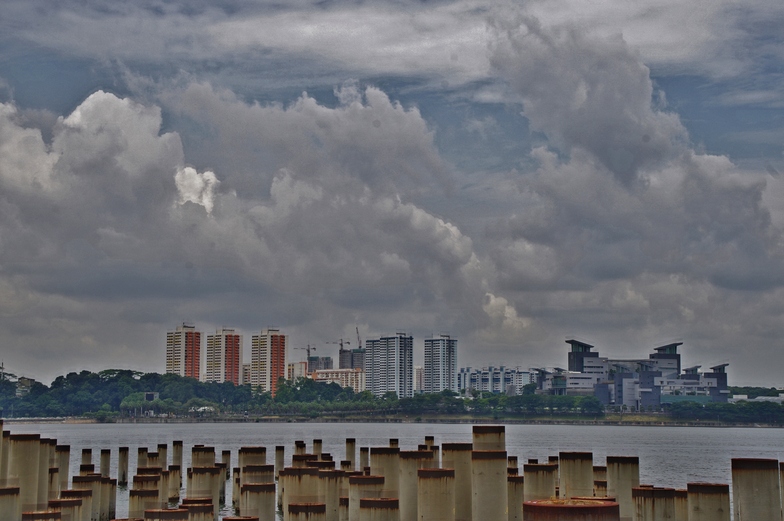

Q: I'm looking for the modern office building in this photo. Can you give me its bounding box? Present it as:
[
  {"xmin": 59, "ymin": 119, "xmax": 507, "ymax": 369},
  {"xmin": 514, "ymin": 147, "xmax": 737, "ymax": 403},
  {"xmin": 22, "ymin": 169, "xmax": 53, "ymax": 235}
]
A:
[
  {"xmin": 458, "ymin": 366, "xmax": 532, "ymax": 395},
  {"xmin": 250, "ymin": 328, "xmax": 287, "ymax": 396},
  {"xmin": 204, "ymin": 328, "xmax": 242, "ymax": 385},
  {"xmin": 313, "ymin": 368, "xmax": 366, "ymax": 393},
  {"xmin": 365, "ymin": 333, "xmax": 414, "ymax": 398},
  {"xmin": 166, "ymin": 323, "xmax": 201, "ymax": 380},
  {"xmin": 423, "ymin": 334, "xmax": 457, "ymax": 393},
  {"xmin": 537, "ymin": 340, "xmax": 729, "ymax": 409}
]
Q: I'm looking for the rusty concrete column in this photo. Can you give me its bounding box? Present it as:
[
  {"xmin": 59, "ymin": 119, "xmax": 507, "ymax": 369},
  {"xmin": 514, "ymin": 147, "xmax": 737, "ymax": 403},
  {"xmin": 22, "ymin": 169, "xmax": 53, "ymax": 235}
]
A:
[{"xmin": 442, "ymin": 443, "xmax": 473, "ymax": 521}]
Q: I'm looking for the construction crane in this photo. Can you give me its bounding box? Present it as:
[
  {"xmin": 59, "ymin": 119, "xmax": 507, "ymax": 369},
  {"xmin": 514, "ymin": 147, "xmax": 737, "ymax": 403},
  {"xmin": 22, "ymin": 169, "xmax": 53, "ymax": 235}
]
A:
[
  {"xmin": 327, "ymin": 339, "xmax": 350, "ymax": 350},
  {"xmin": 294, "ymin": 344, "xmax": 316, "ymax": 360},
  {"xmin": 356, "ymin": 327, "xmax": 362, "ymax": 349}
]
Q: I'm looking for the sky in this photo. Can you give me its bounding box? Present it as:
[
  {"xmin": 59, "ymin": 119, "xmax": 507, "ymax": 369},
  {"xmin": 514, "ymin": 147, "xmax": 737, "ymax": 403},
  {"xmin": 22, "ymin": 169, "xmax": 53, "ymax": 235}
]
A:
[{"xmin": 1, "ymin": 0, "xmax": 783, "ymax": 386}]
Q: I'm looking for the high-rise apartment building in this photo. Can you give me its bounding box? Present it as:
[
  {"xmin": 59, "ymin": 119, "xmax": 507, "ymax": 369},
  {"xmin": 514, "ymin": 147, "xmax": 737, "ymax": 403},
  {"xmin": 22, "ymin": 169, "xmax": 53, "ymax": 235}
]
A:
[
  {"xmin": 339, "ymin": 348, "xmax": 366, "ymax": 370},
  {"xmin": 204, "ymin": 328, "xmax": 243, "ymax": 385},
  {"xmin": 365, "ymin": 333, "xmax": 413, "ymax": 398},
  {"xmin": 250, "ymin": 328, "xmax": 287, "ymax": 396},
  {"xmin": 166, "ymin": 323, "xmax": 201, "ymax": 380},
  {"xmin": 308, "ymin": 356, "xmax": 333, "ymax": 372},
  {"xmin": 424, "ymin": 334, "xmax": 457, "ymax": 393}
]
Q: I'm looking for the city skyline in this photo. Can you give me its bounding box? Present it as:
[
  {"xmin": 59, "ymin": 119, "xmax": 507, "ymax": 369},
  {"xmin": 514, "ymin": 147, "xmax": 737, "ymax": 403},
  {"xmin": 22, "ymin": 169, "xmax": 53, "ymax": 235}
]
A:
[{"xmin": 1, "ymin": 1, "xmax": 783, "ymax": 386}]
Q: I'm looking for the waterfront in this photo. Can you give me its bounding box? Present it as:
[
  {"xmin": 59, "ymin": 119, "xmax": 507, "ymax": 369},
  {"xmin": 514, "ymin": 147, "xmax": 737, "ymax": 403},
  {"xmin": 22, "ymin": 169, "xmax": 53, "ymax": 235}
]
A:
[{"xmin": 7, "ymin": 421, "xmax": 784, "ymax": 518}]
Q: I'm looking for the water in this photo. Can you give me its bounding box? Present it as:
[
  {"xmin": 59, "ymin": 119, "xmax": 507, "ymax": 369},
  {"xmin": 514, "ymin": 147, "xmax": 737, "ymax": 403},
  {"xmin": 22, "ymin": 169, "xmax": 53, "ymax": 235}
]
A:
[{"xmin": 8, "ymin": 421, "xmax": 784, "ymax": 518}]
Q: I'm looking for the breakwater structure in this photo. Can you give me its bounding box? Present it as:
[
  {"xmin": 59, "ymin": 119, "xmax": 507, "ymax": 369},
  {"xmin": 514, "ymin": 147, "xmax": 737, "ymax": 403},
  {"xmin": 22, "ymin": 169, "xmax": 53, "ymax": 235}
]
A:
[{"xmin": 0, "ymin": 418, "xmax": 772, "ymax": 520}]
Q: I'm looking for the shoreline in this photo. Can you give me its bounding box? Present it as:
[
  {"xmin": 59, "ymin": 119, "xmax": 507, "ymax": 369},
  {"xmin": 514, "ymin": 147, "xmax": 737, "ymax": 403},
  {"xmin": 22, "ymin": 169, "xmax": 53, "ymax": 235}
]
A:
[{"xmin": 2, "ymin": 415, "xmax": 779, "ymax": 428}]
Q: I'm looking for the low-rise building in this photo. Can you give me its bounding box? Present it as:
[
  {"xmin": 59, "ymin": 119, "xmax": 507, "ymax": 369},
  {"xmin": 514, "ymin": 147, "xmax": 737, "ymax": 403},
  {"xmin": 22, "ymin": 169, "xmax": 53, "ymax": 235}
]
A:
[
  {"xmin": 313, "ymin": 368, "xmax": 366, "ymax": 393},
  {"xmin": 458, "ymin": 366, "xmax": 532, "ymax": 395},
  {"xmin": 287, "ymin": 361, "xmax": 309, "ymax": 381}
]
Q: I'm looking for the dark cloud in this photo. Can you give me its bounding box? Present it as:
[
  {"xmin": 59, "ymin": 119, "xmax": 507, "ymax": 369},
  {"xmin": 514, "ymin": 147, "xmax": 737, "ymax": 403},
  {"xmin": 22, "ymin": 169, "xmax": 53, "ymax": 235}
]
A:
[{"xmin": 0, "ymin": 0, "xmax": 783, "ymax": 385}]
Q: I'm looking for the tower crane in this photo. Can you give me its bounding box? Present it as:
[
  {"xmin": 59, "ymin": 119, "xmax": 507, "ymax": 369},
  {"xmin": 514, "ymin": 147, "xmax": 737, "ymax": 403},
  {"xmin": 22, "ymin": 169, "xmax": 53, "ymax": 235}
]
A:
[
  {"xmin": 356, "ymin": 327, "xmax": 362, "ymax": 349},
  {"xmin": 327, "ymin": 339, "xmax": 350, "ymax": 350},
  {"xmin": 295, "ymin": 344, "xmax": 316, "ymax": 360}
]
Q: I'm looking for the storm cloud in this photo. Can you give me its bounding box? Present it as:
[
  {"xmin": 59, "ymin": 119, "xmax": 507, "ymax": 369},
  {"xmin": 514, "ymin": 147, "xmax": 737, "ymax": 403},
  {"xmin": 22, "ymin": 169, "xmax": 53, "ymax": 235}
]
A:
[{"xmin": 0, "ymin": 0, "xmax": 782, "ymax": 384}]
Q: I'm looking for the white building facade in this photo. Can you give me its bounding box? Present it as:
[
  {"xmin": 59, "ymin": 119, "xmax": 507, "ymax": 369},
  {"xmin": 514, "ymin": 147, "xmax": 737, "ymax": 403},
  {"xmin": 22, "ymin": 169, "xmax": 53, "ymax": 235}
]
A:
[
  {"xmin": 365, "ymin": 333, "xmax": 414, "ymax": 398},
  {"xmin": 458, "ymin": 366, "xmax": 532, "ymax": 395},
  {"xmin": 423, "ymin": 334, "xmax": 457, "ymax": 393},
  {"xmin": 203, "ymin": 328, "xmax": 243, "ymax": 385}
]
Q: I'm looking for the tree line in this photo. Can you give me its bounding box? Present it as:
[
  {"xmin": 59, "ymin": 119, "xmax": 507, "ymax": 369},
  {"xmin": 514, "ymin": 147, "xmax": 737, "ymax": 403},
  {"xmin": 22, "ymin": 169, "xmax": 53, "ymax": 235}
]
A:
[{"xmin": 1, "ymin": 369, "xmax": 782, "ymax": 424}]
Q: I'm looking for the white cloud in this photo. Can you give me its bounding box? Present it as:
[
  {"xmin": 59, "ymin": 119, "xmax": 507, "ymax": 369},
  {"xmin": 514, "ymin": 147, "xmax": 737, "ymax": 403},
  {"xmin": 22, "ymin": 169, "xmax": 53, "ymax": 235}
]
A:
[{"xmin": 175, "ymin": 166, "xmax": 219, "ymax": 213}]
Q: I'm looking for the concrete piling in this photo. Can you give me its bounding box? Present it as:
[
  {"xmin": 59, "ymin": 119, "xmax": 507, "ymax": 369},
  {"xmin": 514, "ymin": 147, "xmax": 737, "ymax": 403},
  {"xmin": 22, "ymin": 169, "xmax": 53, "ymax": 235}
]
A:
[
  {"xmin": 523, "ymin": 464, "xmax": 558, "ymax": 502},
  {"xmin": 472, "ymin": 426, "xmax": 505, "ymax": 451},
  {"xmin": 187, "ymin": 467, "xmax": 221, "ymax": 520},
  {"xmin": 731, "ymin": 458, "xmax": 781, "ymax": 521},
  {"xmin": 128, "ymin": 489, "xmax": 159, "ymax": 518},
  {"xmin": 276, "ymin": 446, "xmax": 286, "ymax": 480},
  {"xmin": 369, "ymin": 448, "xmax": 400, "ymax": 499},
  {"xmin": 100, "ymin": 450, "xmax": 110, "ymax": 478},
  {"xmin": 398, "ymin": 450, "xmax": 434, "ymax": 521},
  {"xmin": 47, "ymin": 468, "xmax": 59, "ymax": 501},
  {"xmin": 9, "ymin": 433, "xmax": 42, "ymax": 512},
  {"xmin": 686, "ymin": 482, "xmax": 730, "ymax": 521},
  {"xmin": 606, "ymin": 456, "xmax": 639, "ymax": 521},
  {"xmin": 81, "ymin": 449, "xmax": 92, "ymax": 466},
  {"xmin": 241, "ymin": 464, "xmax": 275, "ymax": 486},
  {"xmin": 72, "ymin": 475, "xmax": 103, "ymax": 521},
  {"xmin": 673, "ymin": 489, "xmax": 687, "ymax": 521},
  {"xmin": 289, "ymin": 503, "xmax": 327, "ymax": 521},
  {"xmin": 172, "ymin": 441, "xmax": 183, "ymax": 471},
  {"xmin": 181, "ymin": 497, "xmax": 214, "ymax": 521},
  {"xmin": 118, "ymin": 447, "xmax": 129, "ymax": 487},
  {"xmin": 20, "ymin": 513, "xmax": 62, "ymax": 521},
  {"xmin": 632, "ymin": 487, "xmax": 675, "ymax": 521},
  {"xmin": 346, "ymin": 439, "xmax": 356, "ymax": 471},
  {"xmin": 507, "ymin": 475, "xmax": 524, "ymax": 521},
  {"xmin": 48, "ymin": 497, "xmax": 83, "ymax": 521},
  {"xmin": 59, "ymin": 489, "xmax": 93, "ymax": 521},
  {"xmin": 0, "ymin": 486, "xmax": 20, "ymax": 521},
  {"xmin": 442, "ymin": 443, "xmax": 473, "ymax": 521},
  {"xmin": 348, "ymin": 475, "xmax": 385, "ymax": 521},
  {"xmin": 191, "ymin": 447, "xmax": 215, "ymax": 467},
  {"xmin": 281, "ymin": 467, "xmax": 322, "ymax": 521},
  {"xmin": 358, "ymin": 498, "xmax": 400, "ymax": 521},
  {"xmin": 314, "ymin": 440, "xmax": 323, "ymax": 458},
  {"xmin": 240, "ymin": 482, "xmax": 276, "ymax": 519},
  {"xmin": 471, "ymin": 450, "xmax": 508, "ymax": 521},
  {"xmin": 56, "ymin": 446, "xmax": 71, "ymax": 491},
  {"xmin": 559, "ymin": 452, "xmax": 593, "ymax": 499},
  {"xmin": 168, "ymin": 465, "xmax": 181, "ymax": 501},
  {"xmin": 418, "ymin": 468, "xmax": 455, "ymax": 521},
  {"xmin": 318, "ymin": 469, "xmax": 343, "ymax": 521},
  {"xmin": 147, "ymin": 452, "xmax": 160, "ymax": 468},
  {"xmin": 339, "ymin": 497, "xmax": 349, "ymax": 521},
  {"xmin": 239, "ymin": 447, "xmax": 266, "ymax": 469},
  {"xmin": 522, "ymin": 499, "xmax": 620, "ymax": 520},
  {"xmin": 142, "ymin": 508, "xmax": 188, "ymax": 521},
  {"xmin": 359, "ymin": 448, "xmax": 369, "ymax": 471},
  {"xmin": 138, "ymin": 448, "xmax": 148, "ymax": 469}
]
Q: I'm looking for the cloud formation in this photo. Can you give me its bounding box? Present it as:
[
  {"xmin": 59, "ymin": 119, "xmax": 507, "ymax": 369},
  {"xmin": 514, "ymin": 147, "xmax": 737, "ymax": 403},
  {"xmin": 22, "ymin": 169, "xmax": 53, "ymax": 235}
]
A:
[{"xmin": 0, "ymin": 0, "xmax": 782, "ymax": 385}]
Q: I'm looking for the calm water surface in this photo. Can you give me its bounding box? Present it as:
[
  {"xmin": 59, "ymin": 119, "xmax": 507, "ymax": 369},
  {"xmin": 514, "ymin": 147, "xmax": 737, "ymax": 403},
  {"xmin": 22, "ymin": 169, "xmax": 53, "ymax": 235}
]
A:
[{"xmin": 9, "ymin": 422, "xmax": 784, "ymax": 518}]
